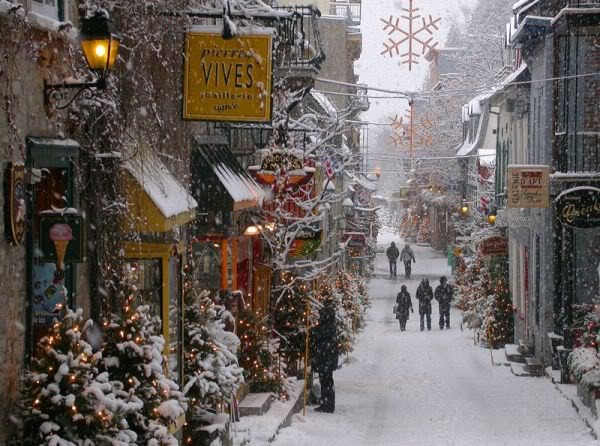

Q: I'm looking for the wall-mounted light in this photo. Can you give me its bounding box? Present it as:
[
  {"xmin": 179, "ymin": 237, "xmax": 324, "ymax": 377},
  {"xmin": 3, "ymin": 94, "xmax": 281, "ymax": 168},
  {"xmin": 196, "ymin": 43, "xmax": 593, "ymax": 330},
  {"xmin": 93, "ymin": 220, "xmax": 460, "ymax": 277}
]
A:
[
  {"xmin": 460, "ymin": 200, "xmax": 469, "ymax": 217},
  {"xmin": 487, "ymin": 206, "xmax": 497, "ymax": 225},
  {"xmin": 243, "ymin": 224, "xmax": 261, "ymax": 236},
  {"xmin": 44, "ymin": 12, "xmax": 121, "ymax": 109}
]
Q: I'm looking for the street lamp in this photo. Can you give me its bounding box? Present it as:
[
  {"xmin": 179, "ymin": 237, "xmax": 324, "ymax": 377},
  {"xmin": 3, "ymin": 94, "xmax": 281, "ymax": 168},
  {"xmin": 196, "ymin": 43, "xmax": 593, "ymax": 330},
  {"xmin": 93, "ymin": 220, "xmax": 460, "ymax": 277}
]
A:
[
  {"xmin": 460, "ymin": 200, "xmax": 469, "ymax": 217},
  {"xmin": 243, "ymin": 224, "xmax": 261, "ymax": 236},
  {"xmin": 343, "ymin": 198, "xmax": 355, "ymax": 218},
  {"xmin": 487, "ymin": 206, "xmax": 497, "ymax": 225},
  {"xmin": 44, "ymin": 12, "xmax": 121, "ymax": 109}
]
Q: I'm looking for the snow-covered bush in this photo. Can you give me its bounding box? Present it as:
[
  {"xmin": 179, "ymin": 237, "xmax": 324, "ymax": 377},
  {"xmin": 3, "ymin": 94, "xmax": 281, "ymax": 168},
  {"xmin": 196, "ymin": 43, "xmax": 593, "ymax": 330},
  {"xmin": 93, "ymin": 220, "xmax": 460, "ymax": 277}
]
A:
[{"xmin": 183, "ymin": 286, "xmax": 244, "ymax": 415}]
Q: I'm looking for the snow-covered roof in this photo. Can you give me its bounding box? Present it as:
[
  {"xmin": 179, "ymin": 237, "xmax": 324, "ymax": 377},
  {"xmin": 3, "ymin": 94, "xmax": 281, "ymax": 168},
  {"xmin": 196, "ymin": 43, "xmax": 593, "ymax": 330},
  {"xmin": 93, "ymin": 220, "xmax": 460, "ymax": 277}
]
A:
[
  {"xmin": 346, "ymin": 171, "xmax": 377, "ymax": 192},
  {"xmin": 512, "ymin": 0, "xmax": 539, "ymax": 12},
  {"xmin": 457, "ymin": 94, "xmax": 496, "ymax": 157},
  {"xmin": 478, "ymin": 149, "xmax": 496, "ymax": 166},
  {"xmin": 196, "ymin": 143, "xmax": 265, "ymax": 209},
  {"xmin": 311, "ymin": 91, "xmax": 338, "ymax": 118},
  {"xmin": 125, "ymin": 153, "xmax": 197, "ymax": 218}
]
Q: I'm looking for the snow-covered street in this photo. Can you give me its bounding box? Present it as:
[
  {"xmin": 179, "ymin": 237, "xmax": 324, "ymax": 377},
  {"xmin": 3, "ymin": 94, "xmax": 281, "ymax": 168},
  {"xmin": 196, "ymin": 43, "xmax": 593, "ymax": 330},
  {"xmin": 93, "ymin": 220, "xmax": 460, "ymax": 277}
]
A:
[{"xmin": 271, "ymin": 230, "xmax": 598, "ymax": 446}]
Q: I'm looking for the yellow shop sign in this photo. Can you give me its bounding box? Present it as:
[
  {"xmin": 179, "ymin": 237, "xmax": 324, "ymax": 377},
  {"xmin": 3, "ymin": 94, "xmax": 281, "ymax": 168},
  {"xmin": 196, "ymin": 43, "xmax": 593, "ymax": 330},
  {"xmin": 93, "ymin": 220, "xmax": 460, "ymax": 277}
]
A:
[{"xmin": 183, "ymin": 31, "xmax": 273, "ymax": 122}]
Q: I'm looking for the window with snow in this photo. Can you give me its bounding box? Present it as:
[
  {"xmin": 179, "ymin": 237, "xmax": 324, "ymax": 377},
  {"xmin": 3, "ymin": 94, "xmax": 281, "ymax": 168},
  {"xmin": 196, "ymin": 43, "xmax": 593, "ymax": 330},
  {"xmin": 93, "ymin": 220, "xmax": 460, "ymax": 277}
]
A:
[{"xmin": 31, "ymin": 0, "xmax": 61, "ymax": 21}]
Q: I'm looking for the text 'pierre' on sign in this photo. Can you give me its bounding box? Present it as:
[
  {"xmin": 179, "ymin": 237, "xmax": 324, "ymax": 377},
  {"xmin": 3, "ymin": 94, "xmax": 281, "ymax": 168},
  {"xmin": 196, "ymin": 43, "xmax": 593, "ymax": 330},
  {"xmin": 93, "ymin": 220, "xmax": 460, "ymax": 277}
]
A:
[
  {"xmin": 183, "ymin": 30, "xmax": 273, "ymax": 122},
  {"xmin": 507, "ymin": 165, "xmax": 550, "ymax": 209}
]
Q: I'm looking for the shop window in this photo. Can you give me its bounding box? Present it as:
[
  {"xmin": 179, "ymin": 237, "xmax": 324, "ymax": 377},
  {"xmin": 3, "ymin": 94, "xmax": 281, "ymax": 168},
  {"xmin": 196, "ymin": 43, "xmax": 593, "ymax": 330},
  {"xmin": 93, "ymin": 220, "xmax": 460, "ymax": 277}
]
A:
[
  {"xmin": 27, "ymin": 138, "xmax": 79, "ymax": 360},
  {"xmin": 168, "ymin": 256, "xmax": 182, "ymax": 383},
  {"xmin": 574, "ymin": 228, "xmax": 600, "ymax": 304},
  {"xmin": 126, "ymin": 259, "xmax": 163, "ymax": 327},
  {"xmin": 193, "ymin": 241, "xmax": 222, "ymax": 293}
]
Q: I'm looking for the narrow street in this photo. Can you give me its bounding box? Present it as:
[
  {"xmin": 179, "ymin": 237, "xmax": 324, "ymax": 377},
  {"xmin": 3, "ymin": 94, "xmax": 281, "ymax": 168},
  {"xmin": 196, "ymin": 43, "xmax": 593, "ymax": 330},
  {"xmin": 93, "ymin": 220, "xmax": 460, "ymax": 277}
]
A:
[{"xmin": 271, "ymin": 229, "xmax": 598, "ymax": 446}]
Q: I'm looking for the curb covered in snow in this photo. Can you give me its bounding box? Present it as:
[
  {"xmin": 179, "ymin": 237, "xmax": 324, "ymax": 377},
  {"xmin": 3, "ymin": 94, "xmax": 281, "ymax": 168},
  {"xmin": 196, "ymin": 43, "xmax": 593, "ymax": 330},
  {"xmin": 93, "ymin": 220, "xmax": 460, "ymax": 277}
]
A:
[{"xmin": 545, "ymin": 367, "xmax": 599, "ymax": 441}]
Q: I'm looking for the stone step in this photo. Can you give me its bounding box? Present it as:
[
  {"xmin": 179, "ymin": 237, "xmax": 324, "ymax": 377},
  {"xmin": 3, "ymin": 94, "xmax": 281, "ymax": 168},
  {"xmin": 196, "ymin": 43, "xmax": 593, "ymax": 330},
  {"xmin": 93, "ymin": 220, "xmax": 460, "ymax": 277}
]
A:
[
  {"xmin": 524, "ymin": 357, "xmax": 545, "ymax": 376},
  {"xmin": 239, "ymin": 392, "xmax": 274, "ymax": 417},
  {"xmin": 518, "ymin": 339, "xmax": 532, "ymax": 356},
  {"xmin": 511, "ymin": 362, "xmax": 535, "ymax": 377},
  {"xmin": 505, "ymin": 343, "xmax": 526, "ymax": 364}
]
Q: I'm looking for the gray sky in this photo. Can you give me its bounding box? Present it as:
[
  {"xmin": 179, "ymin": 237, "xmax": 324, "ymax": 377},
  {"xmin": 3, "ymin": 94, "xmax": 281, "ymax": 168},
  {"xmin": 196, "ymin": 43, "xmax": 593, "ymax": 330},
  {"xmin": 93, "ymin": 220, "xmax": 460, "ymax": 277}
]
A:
[{"xmin": 356, "ymin": 0, "xmax": 477, "ymax": 123}]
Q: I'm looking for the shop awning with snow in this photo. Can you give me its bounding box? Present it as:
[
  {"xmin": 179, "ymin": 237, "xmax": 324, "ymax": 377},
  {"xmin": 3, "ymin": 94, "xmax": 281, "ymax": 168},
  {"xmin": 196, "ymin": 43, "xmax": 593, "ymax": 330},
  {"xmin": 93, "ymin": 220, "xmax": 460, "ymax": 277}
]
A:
[
  {"xmin": 123, "ymin": 153, "xmax": 198, "ymax": 233},
  {"xmin": 193, "ymin": 136, "xmax": 265, "ymax": 212}
]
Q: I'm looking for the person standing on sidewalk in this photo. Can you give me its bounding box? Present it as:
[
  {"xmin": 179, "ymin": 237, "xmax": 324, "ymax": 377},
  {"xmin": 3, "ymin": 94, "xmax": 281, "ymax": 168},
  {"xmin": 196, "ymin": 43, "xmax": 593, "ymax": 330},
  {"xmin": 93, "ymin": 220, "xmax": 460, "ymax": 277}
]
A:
[
  {"xmin": 400, "ymin": 244, "xmax": 416, "ymax": 278},
  {"xmin": 434, "ymin": 276, "xmax": 454, "ymax": 329},
  {"xmin": 395, "ymin": 285, "xmax": 414, "ymax": 331},
  {"xmin": 416, "ymin": 278, "xmax": 434, "ymax": 331},
  {"xmin": 386, "ymin": 242, "xmax": 400, "ymax": 278},
  {"xmin": 311, "ymin": 296, "xmax": 339, "ymax": 413}
]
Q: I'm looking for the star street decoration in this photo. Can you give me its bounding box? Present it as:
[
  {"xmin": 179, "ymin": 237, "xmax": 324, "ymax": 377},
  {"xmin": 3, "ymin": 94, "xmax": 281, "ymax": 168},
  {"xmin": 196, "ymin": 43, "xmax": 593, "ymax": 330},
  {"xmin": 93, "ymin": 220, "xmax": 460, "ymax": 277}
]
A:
[{"xmin": 380, "ymin": 0, "xmax": 441, "ymax": 71}]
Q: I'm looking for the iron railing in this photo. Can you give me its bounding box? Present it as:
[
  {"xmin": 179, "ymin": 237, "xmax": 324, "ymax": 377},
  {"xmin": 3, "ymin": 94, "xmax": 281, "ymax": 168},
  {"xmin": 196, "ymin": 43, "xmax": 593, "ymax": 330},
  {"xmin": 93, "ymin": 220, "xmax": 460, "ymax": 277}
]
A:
[
  {"xmin": 273, "ymin": 6, "xmax": 325, "ymax": 71},
  {"xmin": 329, "ymin": 1, "xmax": 361, "ymax": 26},
  {"xmin": 556, "ymin": 131, "xmax": 600, "ymax": 173}
]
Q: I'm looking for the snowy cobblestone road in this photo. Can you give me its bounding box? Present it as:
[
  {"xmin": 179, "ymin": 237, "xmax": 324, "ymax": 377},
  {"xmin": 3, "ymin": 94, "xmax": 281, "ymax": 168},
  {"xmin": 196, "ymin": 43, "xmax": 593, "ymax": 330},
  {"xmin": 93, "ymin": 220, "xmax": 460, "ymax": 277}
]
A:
[{"xmin": 269, "ymin": 230, "xmax": 598, "ymax": 446}]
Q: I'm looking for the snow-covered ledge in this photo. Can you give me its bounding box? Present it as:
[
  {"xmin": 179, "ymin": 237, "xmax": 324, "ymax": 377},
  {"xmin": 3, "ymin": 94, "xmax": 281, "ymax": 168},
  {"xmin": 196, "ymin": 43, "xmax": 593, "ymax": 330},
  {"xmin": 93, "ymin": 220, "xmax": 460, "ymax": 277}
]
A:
[{"xmin": 0, "ymin": 0, "xmax": 78, "ymax": 40}]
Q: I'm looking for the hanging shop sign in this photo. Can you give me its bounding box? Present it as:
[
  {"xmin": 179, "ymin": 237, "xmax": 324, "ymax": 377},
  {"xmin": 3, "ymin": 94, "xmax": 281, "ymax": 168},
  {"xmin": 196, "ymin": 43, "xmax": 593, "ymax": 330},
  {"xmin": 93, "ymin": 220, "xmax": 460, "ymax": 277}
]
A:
[
  {"xmin": 39, "ymin": 214, "xmax": 85, "ymax": 267},
  {"xmin": 495, "ymin": 209, "xmax": 536, "ymax": 229},
  {"xmin": 4, "ymin": 163, "xmax": 26, "ymax": 245},
  {"xmin": 250, "ymin": 152, "xmax": 313, "ymax": 187},
  {"xmin": 290, "ymin": 224, "xmax": 322, "ymax": 257},
  {"xmin": 556, "ymin": 187, "xmax": 600, "ymax": 229},
  {"xmin": 183, "ymin": 30, "xmax": 273, "ymax": 122},
  {"xmin": 343, "ymin": 232, "xmax": 367, "ymax": 248},
  {"xmin": 507, "ymin": 165, "xmax": 550, "ymax": 208},
  {"xmin": 479, "ymin": 236, "xmax": 508, "ymax": 256}
]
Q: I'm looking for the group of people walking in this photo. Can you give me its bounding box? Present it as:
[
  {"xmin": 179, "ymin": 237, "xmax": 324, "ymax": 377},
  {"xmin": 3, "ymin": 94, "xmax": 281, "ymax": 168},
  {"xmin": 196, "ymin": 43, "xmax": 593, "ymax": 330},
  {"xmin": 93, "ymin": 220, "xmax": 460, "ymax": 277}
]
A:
[
  {"xmin": 394, "ymin": 276, "xmax": 454, "ymax": 331},
  {"xmin": 386, "ymin": 242, "xmax": 416, "ymax": 278}
]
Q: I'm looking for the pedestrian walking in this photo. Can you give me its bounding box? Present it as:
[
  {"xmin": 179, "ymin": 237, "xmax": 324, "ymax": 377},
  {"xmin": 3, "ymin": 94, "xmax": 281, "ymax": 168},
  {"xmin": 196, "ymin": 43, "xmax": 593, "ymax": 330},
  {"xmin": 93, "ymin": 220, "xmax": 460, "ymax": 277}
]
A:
[
  {"xmin": 434, "ymin": 276, "xmax": 454, "ymax": 329},
  {"xmin": 416, "ymin": 278, "xmax": 434, "ymax": 331},
  {"xmin": 386, "ymin": 242, "xmax": 400, "ymax": 278},
  {"xmin": 400, "ymin": 244, "xmax": 416, "ymax": 278},
  {"xmin": 394, "ymin": 285, "xmax": 414, "ymax": 331},
  {"xmin": 311, "ymin": 296, "xmax": 339, "ymax": 413}
]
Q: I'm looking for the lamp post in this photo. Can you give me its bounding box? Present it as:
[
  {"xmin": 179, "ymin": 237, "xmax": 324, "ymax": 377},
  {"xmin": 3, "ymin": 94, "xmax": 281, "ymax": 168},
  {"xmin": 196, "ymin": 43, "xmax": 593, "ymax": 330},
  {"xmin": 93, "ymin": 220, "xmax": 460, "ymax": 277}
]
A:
[{"xmin": 44, "ymin": 12, "xmax": 121, "ymax": 109}]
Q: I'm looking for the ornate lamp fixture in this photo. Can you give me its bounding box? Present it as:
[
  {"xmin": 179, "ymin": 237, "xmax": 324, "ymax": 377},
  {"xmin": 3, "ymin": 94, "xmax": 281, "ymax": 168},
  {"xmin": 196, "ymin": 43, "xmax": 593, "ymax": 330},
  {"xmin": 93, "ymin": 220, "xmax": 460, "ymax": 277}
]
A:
[
  {"xmin": 460, "ymin": 199, "xmax": 469, "ymax": 217},
  {"xmin": 44, "ymin": 12, "xmax": 121, "ymax": 109}
]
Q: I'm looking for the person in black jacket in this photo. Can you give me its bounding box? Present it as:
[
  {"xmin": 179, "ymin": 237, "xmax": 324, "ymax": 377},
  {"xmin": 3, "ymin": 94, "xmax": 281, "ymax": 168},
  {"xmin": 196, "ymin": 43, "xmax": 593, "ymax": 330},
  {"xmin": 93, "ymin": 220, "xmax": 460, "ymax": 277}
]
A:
[
  {"xmin": 386, "ymin": 242, "xmax": 400, "ymax": 277},
  {"xmin": 311, "ymin": 297, "xmax": 339, "ymax": 413},
  {"xmin": 395, "ymin": 285, "xmax": 414, "ymax": 331},
  {"xmin": 415, "ymin": 278, "xmax": 434, "ymax": 331},
  {"xmin": 434, "ymin": 276, "xmax": 454, "ymax": 329}
]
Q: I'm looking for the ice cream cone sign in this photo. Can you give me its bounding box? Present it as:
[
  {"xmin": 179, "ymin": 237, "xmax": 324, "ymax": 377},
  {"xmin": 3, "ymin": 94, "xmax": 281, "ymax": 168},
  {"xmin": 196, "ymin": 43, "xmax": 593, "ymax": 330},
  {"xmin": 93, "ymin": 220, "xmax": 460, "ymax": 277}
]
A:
[{"xmin": 49, "ymin": 224, "xmax": 73, "ymax": 271}]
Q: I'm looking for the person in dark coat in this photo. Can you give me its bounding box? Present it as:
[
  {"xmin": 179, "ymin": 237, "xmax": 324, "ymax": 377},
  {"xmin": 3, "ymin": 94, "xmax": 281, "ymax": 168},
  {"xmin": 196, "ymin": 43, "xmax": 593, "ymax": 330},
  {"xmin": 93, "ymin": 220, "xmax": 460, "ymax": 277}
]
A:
[
  {"xmin": 395, "ymin": 285, "xmax": 414, "ymax": 331},
  {"xmin": 435, "ymin": 276, "xmax": 454, "ymax": 329},
  {"xmin": 386, "ymin": 242, "xmax": 400, "ymax": 277},
  {"xmin": 311, "ymin": 297, "xmax": 339, "ymax": 413},
  {"xmin": 415, "ymin": 278, "xmax": 434, "ymax": 331}
]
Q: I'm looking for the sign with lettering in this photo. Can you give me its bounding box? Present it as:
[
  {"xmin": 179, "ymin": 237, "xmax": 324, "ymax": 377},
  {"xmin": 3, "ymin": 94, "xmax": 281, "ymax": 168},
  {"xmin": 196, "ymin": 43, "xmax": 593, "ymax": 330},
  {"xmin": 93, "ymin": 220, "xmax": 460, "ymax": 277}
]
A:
[
  {"xmin": 183, "ymin": 31, "xmax": 273, "ymax": 122},
  {"xmin": 479, "ymin": 236, "xmax": 508, "ymax": 256},
  {"xmin": 556, "ymin": 187, "xmax": 600, "ymax": 229},
  {"xmin": 4, "ymin": 163, "xmax": 26, "ymax": 245},
  {"xmin": 495, "ymin": 209, "xmax": 536, "ymax": 229},
  {"xmin": 507, "ymin": 165, "xmax": 550, "ymax": 208}
]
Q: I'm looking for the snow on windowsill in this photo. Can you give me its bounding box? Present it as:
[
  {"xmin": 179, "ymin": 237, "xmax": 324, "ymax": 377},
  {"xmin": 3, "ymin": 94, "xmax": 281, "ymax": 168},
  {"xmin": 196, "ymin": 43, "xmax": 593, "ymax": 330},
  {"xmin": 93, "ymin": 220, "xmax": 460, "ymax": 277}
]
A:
[{"xmin": 0, "ymin": 1, "xmax": 78, "ymax": 39}]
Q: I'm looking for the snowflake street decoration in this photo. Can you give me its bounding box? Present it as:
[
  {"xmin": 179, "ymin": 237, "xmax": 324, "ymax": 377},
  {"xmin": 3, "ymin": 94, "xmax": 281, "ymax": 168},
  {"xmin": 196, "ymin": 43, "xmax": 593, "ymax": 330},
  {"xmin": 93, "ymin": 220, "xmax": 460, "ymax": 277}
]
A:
[
  {"xmin": 389, "ymin": 109, "xmax": 434, "ymax": 156},
  {"xmin": 380, "ymin": 0, "xmax": 441, "ymax": 71}
]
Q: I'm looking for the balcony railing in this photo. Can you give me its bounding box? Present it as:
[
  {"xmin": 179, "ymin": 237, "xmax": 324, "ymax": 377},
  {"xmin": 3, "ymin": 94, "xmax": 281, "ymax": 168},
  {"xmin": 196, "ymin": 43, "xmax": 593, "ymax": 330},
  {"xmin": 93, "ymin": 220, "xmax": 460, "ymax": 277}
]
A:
[
  {"xmin": 556, "ymin": 131, "xmax": 600, "ymax": 173},
  {"xmin": 329, "ymin": 1, "xmax": 361, "ymax": 26},
  {"xmin": 273, "ymin": 6, "xmax": 326, "ymax": 72}
]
